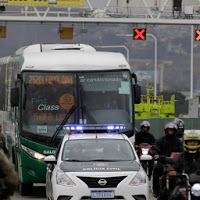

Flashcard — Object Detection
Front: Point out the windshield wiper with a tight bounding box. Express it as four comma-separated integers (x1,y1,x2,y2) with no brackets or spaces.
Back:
81,106,97,124
79,86,97,124
50,105,76,143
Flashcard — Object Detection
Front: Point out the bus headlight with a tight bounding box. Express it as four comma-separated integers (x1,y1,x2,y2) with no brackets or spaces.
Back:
129,171,146,186
56,170,76,186
21,145,45,160
191,183,200,197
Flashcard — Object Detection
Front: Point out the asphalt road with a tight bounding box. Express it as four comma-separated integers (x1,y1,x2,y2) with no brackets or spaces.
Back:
11,181,157,200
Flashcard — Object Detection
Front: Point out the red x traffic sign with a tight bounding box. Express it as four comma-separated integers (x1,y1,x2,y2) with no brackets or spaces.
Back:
133,28,146,40
195,29,200,41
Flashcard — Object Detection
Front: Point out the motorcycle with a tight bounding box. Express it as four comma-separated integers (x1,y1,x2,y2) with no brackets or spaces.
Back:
188,172,200,200
136,143,153,179
157,154,200,200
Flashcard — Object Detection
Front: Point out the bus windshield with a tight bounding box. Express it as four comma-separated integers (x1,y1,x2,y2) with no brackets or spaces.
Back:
22,71,133,140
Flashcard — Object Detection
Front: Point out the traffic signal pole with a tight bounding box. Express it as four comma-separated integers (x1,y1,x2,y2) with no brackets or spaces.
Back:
147,34,157,101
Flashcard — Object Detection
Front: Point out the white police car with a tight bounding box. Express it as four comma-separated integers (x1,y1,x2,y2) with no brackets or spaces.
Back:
44,125,149,200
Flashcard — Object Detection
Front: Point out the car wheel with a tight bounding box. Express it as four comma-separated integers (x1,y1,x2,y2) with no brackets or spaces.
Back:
19,181,33,196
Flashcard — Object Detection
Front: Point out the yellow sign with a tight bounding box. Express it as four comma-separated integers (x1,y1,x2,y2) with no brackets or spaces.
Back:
59,94,74,110
0,0,83,6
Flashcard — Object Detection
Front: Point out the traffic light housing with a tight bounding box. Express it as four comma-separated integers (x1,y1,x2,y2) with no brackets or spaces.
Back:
59,27,73,39
133,28,146,40
0,26,6,38
195,29,200,41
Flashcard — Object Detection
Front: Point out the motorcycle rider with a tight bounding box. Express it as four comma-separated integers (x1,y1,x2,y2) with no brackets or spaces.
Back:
135,121,156,180
173,118,185,140
135,121,156,146
166,130,200,200
152,122,183,197
168,130,200,175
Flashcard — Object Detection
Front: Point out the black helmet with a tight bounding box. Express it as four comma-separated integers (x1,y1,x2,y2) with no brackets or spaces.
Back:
173,118,185,138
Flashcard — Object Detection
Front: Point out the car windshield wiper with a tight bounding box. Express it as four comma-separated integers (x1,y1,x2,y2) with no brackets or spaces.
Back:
50,105,76,142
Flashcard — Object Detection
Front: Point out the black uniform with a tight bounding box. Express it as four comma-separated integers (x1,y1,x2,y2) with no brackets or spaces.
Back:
152,134,183,194
135,131,156,146
173,152,200,175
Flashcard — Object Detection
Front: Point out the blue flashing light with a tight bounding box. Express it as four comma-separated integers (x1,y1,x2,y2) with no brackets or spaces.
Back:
107,126,114,130
76,126,83,130
63,124,125,132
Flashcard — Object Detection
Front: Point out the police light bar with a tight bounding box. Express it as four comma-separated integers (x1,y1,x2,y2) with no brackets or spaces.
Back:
63,124,125,131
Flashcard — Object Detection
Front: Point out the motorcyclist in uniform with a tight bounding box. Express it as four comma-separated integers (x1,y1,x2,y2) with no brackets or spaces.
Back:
173,118,185,140
166,130,200,199
135,121,156,146
168,130,200,175
135,121,156,180
152,122,183,197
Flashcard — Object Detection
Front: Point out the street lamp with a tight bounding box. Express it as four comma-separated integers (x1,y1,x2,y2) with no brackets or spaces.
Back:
147,34,157,100
190,25,194,99
94,45,130,63
116,33,158,100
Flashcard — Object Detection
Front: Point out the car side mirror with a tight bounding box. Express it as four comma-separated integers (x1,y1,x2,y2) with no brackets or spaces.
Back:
11,87,19,107
44,155,57,164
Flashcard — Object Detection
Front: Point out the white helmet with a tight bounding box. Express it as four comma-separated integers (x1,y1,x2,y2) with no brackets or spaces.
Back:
140,121,150,130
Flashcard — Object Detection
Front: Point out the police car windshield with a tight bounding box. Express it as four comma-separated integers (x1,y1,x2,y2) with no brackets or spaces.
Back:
62,139,135,162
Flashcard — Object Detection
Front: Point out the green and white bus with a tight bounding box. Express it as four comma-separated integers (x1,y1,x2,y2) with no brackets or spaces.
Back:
0,43,140,196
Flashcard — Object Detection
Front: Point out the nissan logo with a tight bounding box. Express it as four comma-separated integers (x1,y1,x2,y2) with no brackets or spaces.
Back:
98,179,107,186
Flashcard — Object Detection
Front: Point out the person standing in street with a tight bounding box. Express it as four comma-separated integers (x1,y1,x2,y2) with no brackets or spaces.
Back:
0,123,10,158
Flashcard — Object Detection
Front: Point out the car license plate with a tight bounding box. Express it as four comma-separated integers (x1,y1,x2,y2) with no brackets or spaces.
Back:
91,190,114,199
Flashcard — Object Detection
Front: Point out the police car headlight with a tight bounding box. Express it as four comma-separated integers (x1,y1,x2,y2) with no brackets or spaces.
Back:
21,145,45,160
191,183,200,197
129,171,146,186
56,170,76,187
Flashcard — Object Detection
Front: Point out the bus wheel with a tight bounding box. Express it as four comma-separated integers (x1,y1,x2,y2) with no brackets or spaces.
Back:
19,181,33,196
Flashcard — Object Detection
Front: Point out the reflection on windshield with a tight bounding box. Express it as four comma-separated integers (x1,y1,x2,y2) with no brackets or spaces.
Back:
62,139,135,162
21,71,133,139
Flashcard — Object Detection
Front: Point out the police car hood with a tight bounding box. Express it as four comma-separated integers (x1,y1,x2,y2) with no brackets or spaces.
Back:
60,161,140,172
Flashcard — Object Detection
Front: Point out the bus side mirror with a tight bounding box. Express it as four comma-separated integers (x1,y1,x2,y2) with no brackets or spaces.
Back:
132,72,141,104
11,87,19,107
134,84,141,104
